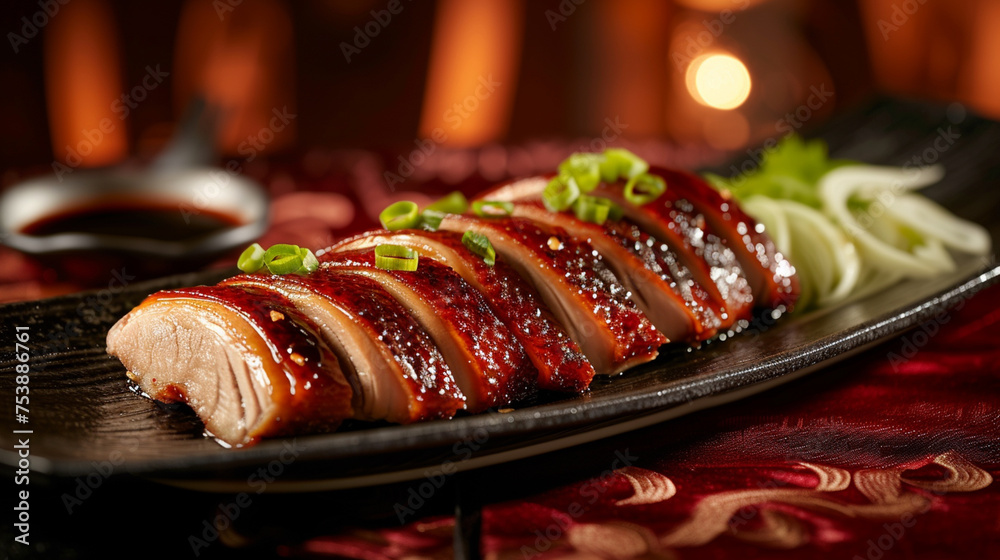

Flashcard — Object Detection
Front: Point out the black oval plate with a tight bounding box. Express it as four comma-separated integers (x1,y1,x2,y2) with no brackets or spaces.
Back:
1,97,998,492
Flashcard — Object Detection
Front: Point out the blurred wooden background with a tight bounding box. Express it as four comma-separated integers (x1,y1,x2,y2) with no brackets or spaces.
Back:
1,0,998,177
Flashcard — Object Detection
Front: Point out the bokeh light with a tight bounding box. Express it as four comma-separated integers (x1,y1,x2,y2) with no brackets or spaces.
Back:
685,53,752,110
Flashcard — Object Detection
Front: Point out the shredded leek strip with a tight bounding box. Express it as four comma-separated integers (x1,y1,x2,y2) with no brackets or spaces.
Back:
884,194,992,255
710,137,991,312
775,199,861,308
820,166,947,278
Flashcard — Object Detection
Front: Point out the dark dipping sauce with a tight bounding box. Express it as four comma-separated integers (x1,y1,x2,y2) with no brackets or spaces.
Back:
19,201,242,241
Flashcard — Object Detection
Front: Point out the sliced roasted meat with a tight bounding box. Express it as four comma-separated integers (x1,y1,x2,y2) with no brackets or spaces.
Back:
222,271,465,423
648,167,799,310
437,215,666,374
106,286,353,446
321,249,537,411
333,230,596,392
481,176,754,329
501,200,723,342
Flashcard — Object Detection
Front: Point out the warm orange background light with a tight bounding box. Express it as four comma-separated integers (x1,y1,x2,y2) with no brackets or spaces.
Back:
418,0,523,146
174,0,296,156
44,0,128,168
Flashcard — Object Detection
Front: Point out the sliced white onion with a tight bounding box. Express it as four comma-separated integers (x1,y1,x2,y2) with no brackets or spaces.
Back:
884,194,992,255
742,196,862,310
844,164,946,198
820,165,948,278
778,200,861,307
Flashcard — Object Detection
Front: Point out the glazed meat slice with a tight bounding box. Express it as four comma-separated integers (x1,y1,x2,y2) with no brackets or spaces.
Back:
333,230,596,392
106,286,353,446
321,250,537,411
481,176,754,328
649,167,799,310
221,271,465,423
591,182,753,327
438,215,666,374
502,201,723,342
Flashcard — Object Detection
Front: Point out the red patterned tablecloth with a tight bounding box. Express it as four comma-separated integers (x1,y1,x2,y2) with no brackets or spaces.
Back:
2,145,997,558
283,282,1000,559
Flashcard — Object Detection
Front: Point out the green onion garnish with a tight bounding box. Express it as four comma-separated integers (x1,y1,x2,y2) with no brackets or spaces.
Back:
380,201,421,231
238,243,265,273
298,247,319,274
375,244,419,271
624,173,666,206
558,153,603,193
461,231,496,266
425,191,469,214
606,201,624,221
601,148,649,182
573,195,619,225
263,244,304,274
543,174,580,212
472,200,514,218
239,243,319,275
420,209,445,231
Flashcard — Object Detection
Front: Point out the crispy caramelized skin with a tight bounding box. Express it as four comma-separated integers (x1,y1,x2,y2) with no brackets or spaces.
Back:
108,163,799,447
438,215,666,374
333,230,596,391
106,286,353,446
648,167,799,310
485,193,724,342
221,271,466,423
321,249,538,411
484,176,755,329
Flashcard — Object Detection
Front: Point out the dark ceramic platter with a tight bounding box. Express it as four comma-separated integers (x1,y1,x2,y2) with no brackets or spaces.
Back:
2,98,998,492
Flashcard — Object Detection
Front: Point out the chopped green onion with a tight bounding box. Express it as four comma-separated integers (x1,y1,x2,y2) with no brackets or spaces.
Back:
606,201,624,221
572,195,618,225
601,148,649,182
558,153,604,193
461,231,496,266
624,173,666,205
425,191,468,214
240,243,320,275
375,244,419,271
472,200,514,218
298,248,319,274
263,244,304,275
543,174,580,212
238,243,265,273
420,209,445,231
380,201,421,231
